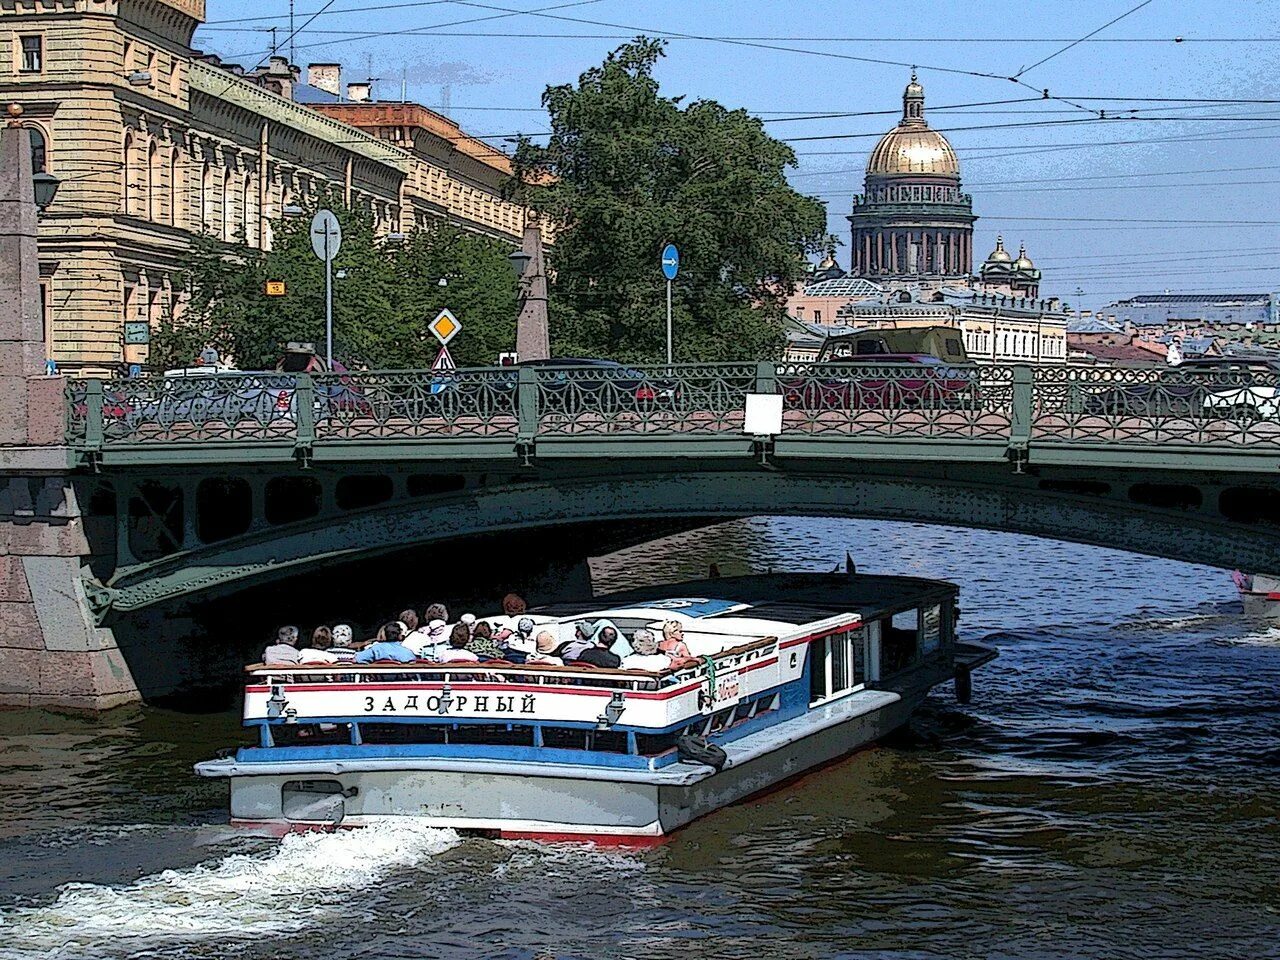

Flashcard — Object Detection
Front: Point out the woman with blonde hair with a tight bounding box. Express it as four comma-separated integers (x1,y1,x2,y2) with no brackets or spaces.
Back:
659,620,691,659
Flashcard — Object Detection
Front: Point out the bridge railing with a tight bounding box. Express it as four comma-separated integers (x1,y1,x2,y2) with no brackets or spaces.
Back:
1031,365,1280,446
63,363,1280,452
775,362,1016,440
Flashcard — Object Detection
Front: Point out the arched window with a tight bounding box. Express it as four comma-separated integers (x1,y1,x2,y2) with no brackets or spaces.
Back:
221,167,231,241
122,132,134,214
201,162,213,232
242,173,253,246
28,127,46,173
146,140,159,221
169,147,180,226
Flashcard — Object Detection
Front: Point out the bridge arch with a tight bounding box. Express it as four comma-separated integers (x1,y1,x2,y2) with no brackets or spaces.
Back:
98,466,1280,615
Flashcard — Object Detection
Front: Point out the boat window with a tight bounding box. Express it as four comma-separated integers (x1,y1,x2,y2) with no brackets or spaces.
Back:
920,604,942,656
268,723,351,746
881,609,920,676
808,627,868,705
450,724,536,747
358,723,448,745
808,635,830,703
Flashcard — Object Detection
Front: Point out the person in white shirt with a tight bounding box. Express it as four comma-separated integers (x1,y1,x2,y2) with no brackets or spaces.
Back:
438,623,480,663
620,630,672,672
330,624,358,663
405,618,448,659
297,625,339,664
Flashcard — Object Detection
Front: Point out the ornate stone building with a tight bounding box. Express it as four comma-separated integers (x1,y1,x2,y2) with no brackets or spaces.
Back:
0,0,530,374
848,74,976,281
781,73,1066,364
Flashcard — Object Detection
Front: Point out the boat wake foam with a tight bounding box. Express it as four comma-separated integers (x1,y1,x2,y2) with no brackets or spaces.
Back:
0,819,461,959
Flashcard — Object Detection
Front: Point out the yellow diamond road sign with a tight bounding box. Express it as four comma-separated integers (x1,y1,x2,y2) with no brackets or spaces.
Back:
429,308,460,346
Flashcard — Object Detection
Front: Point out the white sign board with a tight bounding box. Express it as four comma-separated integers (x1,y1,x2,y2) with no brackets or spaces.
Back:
743,393,783,436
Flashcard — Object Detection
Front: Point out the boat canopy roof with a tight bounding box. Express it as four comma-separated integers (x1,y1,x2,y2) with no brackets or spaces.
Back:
533,573,956,631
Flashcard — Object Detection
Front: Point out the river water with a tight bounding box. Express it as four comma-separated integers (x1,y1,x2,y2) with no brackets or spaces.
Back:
1,517,1279,960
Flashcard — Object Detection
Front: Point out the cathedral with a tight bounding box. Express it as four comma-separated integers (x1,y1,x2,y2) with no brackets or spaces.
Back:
846,74,1042,297
786,74,1065,363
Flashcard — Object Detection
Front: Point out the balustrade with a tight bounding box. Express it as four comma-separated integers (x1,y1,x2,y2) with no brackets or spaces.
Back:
61,362,1280,452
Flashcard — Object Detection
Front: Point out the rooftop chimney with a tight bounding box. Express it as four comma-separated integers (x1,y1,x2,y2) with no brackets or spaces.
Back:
307,62,341,97
347,81,371,103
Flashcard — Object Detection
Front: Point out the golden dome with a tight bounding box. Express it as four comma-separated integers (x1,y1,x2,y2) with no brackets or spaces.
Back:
985,235,1012,264
866,73,960,178
1014,242,1035,271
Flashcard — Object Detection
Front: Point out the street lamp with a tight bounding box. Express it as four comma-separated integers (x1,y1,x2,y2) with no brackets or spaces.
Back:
32,170,59,212
507,248,532,278
282,204,305,218
126,70,152,86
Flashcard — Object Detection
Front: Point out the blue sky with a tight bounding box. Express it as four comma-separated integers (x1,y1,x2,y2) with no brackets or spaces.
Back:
197,0,1280,308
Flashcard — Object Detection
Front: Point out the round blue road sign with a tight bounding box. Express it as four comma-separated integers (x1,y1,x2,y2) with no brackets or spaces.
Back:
661,243,679,281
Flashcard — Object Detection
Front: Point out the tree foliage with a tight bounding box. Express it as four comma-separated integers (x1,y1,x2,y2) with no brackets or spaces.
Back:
512,38,827,362
154,199,518,371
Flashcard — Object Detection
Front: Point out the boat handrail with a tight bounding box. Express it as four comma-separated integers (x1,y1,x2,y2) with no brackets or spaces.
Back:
244,634,782,682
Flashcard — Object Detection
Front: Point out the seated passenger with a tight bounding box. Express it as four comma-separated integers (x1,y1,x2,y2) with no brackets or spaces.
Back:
330,624,358,663
399,608,420,635
556,620,597,661
459,612,477,635
439,622,480,663
501,616,537,663
469,621,504,660
354,621,417,663
406,617,448,659
298,626,338,664
502,592,528,616
620,629,671,672
594,618,633,659
571,624,622,669
659,620,692,659
527,630,563,666
263,625,302,664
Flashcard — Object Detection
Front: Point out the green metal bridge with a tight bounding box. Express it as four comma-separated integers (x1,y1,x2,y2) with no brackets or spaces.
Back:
58,361,1280,619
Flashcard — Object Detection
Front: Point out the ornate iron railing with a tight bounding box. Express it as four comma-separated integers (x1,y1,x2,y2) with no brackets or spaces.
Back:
533,363,758,436
61,363,1280,451
313,369,519,441
776,362,1015,440
1031,366,1280,446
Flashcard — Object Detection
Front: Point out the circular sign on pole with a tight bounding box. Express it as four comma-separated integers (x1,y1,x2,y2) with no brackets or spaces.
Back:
661,243,679,281
310,209,342,262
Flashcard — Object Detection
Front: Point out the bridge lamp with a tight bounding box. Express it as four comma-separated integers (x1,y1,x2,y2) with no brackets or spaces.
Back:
507,248,532,279
282,204,305,218
32,170,59,212
386,232,406,242
126,70,152,86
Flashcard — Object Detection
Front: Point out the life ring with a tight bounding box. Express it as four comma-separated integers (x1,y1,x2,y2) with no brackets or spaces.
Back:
677,734,728,770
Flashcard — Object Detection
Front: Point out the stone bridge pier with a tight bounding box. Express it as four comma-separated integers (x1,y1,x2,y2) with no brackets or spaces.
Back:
0,469,139,709
0,115,138,708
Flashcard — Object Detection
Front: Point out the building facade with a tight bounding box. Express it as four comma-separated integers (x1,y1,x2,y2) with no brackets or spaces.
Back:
0,0,530,373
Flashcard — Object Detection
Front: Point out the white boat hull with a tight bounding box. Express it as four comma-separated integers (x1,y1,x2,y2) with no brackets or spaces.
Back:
201,687,923,842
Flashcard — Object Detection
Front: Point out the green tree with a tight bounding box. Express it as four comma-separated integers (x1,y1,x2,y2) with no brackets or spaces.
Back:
512,38,827,362
156,199,518,370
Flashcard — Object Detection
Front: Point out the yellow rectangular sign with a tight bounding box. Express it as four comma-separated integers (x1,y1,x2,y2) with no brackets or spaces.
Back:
264,280,287,297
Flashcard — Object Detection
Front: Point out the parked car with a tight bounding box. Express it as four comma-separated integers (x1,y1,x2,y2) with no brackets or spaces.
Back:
1083,358,1280,419
784,354,979,410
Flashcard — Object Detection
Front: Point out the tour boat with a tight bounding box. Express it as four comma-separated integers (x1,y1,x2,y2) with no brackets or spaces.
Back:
195,573,997,843
1233,570,1280,618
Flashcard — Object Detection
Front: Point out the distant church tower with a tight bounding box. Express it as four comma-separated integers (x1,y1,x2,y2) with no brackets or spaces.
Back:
849,74,976,279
